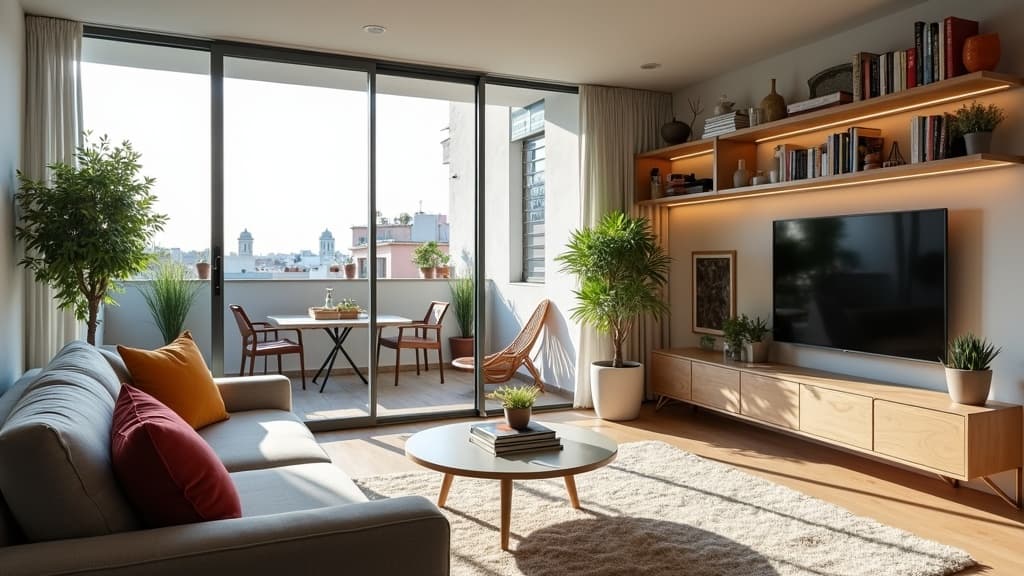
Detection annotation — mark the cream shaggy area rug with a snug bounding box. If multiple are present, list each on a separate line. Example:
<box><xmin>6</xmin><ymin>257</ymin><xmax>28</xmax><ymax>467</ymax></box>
<box><xmin>355</xmin><ymin>441</ymin><xmax>974</xmax><ymax>576</ymax></box>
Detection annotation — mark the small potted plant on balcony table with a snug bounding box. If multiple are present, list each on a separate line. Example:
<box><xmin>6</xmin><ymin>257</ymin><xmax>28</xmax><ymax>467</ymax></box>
<box><xmin>412</xmin><ymin>241</ymin><xmax>443</xmax><ymax>279</ymax></box>
<box><xmin>952</xmin><ymin>101</ymin><xmax>1006</xmax><ymax>155</ymax></box>
<box><xmin>487</xmin><ymin>384</ymin><xmax>541</xmax><ymax>430</ymax></box>
<box><xmin>943</xmin><ymin>333</ymin><xmax>1000</xmax><ymax>405</ymax></box>
<box><xmin>557</xmin><ymin>211</ymin><xmax>671</xmax><ymax>421</ymax></box>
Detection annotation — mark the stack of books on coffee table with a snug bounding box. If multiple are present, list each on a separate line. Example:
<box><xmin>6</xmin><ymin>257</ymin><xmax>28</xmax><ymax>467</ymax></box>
<box><xmin>468</xmin><ymin>421</ymin><xmax>563</xmax><ymax>456</ymax></box>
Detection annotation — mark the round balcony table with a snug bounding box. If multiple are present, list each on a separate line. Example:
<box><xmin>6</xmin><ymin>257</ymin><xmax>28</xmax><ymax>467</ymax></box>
<box><xmin>405</xmin><ymin>421</ymin><xmax>617</xmax><ymax>550</ymax></box>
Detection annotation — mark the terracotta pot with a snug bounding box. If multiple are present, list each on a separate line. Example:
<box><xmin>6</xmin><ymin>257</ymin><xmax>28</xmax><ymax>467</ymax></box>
<box><xmin>504</xmin><ymin>407</ymin><xmax>532</xmax><ymax>430</ymax></box>
<box><xmin>195</xmin><ymin>262</ymin><xmax>210</xmax><ymax>280</ymax></box>
<box><xmin>344</xmin><ymin>263</ymin><xmax>357</xmax><ymax>279</ymax></box>
<box><xmin>449</xmin><ymin>336</ymin><xmax>474</xmax><ymax>363</ymax></box>
<box><xmin>420</xmin><ymin>266</ymin><xmax>435</xmax><ymax>279</ymax></box>
<box><xmin>436</xmin><ymin>266</ymin><xmax>450</xmax><ymax>279</ymax></box>
<box><xmin>963</xmin><ymin>33</ymin><xmax>1000</xmax><ymax>73</ymax></box>
<box><xmin>329</xmin><ymin>265</ymin><xmax>340</xmax><ymax>273</ymax></box>
<box><xmin>945</xmin><ymin>367</ymin><xmax>992</xmax><ymax>405</ymax></box>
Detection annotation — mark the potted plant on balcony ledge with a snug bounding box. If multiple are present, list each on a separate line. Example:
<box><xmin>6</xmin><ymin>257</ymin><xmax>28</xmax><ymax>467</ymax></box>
<box><xmin>557</xmin><ymin>211</ymin><xmax>671</xmax><ymax>421</ymax></box>
<box><xmin>140</xmin><ymin>256</ymin><xmax>203</xmax><ymax>345</ymax></box>
<box><xmin>412</xmin><ymin>241</ymin><xmax>443</xmax><ymax>279</ymax></box>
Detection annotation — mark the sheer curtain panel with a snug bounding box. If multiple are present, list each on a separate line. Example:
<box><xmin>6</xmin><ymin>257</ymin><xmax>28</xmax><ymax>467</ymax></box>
<box><xmin>22</xmin><ymin>15</ymin><xmax>84</xmax><ymax>367</ymax></box>
<box><xmin>573</xmin><ymin>85</ymin><xmax>671</xmax><ymax>408</ymax></box>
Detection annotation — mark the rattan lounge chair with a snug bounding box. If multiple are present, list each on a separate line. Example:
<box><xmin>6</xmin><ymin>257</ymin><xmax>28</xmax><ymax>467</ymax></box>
<box><xmin>452</xmin><ymin>299</ymin><xmax>549</xmax><ymax>391</ymax></box>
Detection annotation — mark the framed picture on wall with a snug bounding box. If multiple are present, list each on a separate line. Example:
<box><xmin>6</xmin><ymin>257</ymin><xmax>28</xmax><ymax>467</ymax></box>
<box><xmin>692</xmin><ymin>250</ymin><xmax>736</xmax><ymax>335</ymax></box>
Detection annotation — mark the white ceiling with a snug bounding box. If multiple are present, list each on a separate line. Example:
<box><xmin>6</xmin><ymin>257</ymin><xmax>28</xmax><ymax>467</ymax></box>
<box><xmin>21</xmin><ymin>0</ymin><xmax>923</xmax><ymax>92</ymax></box>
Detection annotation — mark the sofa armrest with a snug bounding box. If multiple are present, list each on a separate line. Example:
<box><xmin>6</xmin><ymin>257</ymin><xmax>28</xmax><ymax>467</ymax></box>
<box><xmin>0</xmin><ymin>496</ymin><xmax>449</xmax><ymax>576</ymax></box>
<box><xmin>214</xmin><ymin>374</ymin><xmax>292</xmax><ymax>412</ymax></box>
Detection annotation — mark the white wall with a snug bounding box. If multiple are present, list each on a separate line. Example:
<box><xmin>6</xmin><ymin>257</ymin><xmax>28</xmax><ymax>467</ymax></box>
<box><xmin>0</xmin><ymin>0</ymin><xmax>24</xmax><ymax>391</ymax></box>
<box><xmin>670</xmin><ymin>0</ymin><xmax>1024</xmax><ymax>493</ymax></box>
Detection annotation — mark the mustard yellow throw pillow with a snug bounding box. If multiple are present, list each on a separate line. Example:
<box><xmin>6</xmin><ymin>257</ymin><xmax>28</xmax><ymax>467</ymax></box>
<box><xmin>118</xmin><ymin>331</ymin><xmax>228</xmax><ymax>429</ymax></box>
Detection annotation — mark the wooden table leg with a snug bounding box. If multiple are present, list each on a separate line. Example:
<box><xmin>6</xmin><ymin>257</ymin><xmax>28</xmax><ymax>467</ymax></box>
<box><xmin>437</xmin><ymin>473</ymin><xmax>454</xmax><ymax>508</ymax></box>
<box><xmin>564</xmin><ymin>475</ymin><xmax>580</xmax><ymax>509</ymax></box>
<box><xmin>500</xmin><ymin>479</ymin><xmax>512</xmax><ymax>551</ymax></box>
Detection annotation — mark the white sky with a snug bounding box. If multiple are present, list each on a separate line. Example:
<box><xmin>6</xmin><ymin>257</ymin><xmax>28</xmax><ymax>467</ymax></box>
<box><xmin>81</xmin><ymin>62</ymin><xmax>455</xmax><ymax>254</ymax></box>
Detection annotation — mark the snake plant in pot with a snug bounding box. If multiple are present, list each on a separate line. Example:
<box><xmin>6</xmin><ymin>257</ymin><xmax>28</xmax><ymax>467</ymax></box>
<box><xmin>943</xmin><ymin>333</ymin><xmax>1000</xmax><ymax>405</ymax></box>
<box><xmin>557</xmin><ymin>211</ymin><xmax>671</xmax><ymax>420</ymax></box>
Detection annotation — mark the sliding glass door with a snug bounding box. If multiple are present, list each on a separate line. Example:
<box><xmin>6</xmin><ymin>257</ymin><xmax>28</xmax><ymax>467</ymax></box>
<box><xmin>221</xmin><ymin>54</ymin><xmax>373</xmax><ymax>425</ymax></box>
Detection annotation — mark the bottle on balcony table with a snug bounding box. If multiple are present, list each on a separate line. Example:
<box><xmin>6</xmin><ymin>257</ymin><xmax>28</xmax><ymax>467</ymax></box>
<box><xmin>324</xmin><ymin>287</ymin><xmax>333</xmax><ymax>308</ymax></box>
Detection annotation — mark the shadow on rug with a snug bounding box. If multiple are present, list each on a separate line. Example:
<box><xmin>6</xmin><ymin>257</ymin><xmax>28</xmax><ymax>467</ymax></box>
<box><xmin>354</xmin><ymin>440</ymin><xmax>974</xmax><ymax>576</ymax></box>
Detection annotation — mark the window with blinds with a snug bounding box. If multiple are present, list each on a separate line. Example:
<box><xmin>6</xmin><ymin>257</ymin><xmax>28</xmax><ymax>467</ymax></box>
<box><xmin>522</xmin><ymin>134</ymin><xmax>545</xmax><ymax>283</ymax></box>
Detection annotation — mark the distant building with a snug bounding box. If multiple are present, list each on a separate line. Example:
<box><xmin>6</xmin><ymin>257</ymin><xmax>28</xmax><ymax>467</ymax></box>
<box><xmin>349</xmin><ymin>213</ymin><xmax>450</xmax><ymax>278</ymax></box>
<box><xmin>319</xmin><ymin>229</ymin><xmax>335</xmax><ymax>266</ymax></box>
<box><xmin>225</xmin><ymin>228</ymin><xmax>257</xmax><ymax>275</ymax></box>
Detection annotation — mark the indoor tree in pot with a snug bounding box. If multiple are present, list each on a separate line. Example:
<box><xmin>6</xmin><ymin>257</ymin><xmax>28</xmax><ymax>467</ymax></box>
<box><xmin>16</xmin><ymin>134</ymin><xmax>166</xmax><ymax>345</ymax></box>
<box><xmin>952</xmin><ymin>101</ymin><xmax>1006</xmax><ymax>155</ymax></box>
<box><xmin>448</xmin><ymin>274</ymin><xmax>474</xmax><ymax>360</ymax></box>
<box><xmin>557</xmin><ymin>211</ymin><xmax>671</xmax><ymax>421</ymax></box>
<box><xmin>943</xmin><ymin>333</ymin><xmax>1000</xmax><ymax>405</ymax></box>
<box><xmin>139</xmin><ymin>256</ymin><xmax>203</xmax><ymax>345</ymax></box>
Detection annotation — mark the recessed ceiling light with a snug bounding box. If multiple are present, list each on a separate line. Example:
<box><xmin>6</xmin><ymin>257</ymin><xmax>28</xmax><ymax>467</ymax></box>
<box><xmin>640</xmin><ymin>62</ymin><xmax>661</xmax><ymax>70</ymax></box>
<box><xmin>362</xmin><ymin>24</ymin><xmax>387</xmax><ymax>35</ymax></box>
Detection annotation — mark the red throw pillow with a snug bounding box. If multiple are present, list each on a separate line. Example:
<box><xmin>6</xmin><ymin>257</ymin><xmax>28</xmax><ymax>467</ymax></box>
<box><xmin>111</xmin><ymin>384</ymin><xmax>241</xmax><ymax>527</ymax></box>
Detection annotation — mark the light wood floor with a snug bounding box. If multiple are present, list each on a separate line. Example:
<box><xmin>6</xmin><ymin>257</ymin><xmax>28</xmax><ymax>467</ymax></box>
<box><xmin>284</xmin><ymin>368</ymin><xmax>573</xmax><ymax>421</ymax></box>
<box><xmin>315</xmin><ymin>402</ymin><xmax>1024</xmax><ymax>575</ymax></box>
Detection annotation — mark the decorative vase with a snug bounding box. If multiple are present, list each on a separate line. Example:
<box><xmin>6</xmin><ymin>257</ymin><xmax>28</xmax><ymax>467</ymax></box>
<box><xmin>945</xmin><ymin>367</ymin><xmax>992</xmax><ymax>405</ymax></box>
<box><xmin>733</xmin><ymin>159</ymin><xmax>750</xmax><ymax>188</ymax></box>
<box><xmin>963</xmin><ymin>33</ymin><xmax>1000</xmax><ymax>73</ymax></box>
<box><xmin>420</xmin><ymin>266</ymin><xmax>435</xmax><ymax>279</ymax></box>
<box><xmin>504</xmin><ymin>406</ymin><xmax>532</xmax><ymax>430</ymax></box>
<box><xmin>760</xmin><ymin>79</ymin><xmax>787</xmax><ymax>122</ymax></box>
<box><xmin>661</xmin><ymin>118</ymin><xmax>691</xmax><ymax>145</ymax></box>
<box><xmin>195</xmin><ymin>262</ymin><xmax>210</xmax><ymax>280</ymax></box>
<box><xmin>344</xmin><ymin>263</ymin><xmax>357</xmax><ymax>279</ymax></box>
<box><xmin>963</xmin><ymin>132</ymin><xmax>992</xmax><ymax>155</ymax></box>
<box><xmin>724</xmin><ymin>344</ymin><xmax>742</xmax><ymax>362</ymax></box>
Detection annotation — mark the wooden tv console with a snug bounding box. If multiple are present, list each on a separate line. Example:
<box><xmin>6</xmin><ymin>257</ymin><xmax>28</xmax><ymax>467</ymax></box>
<box><xmin>651</xmin><ymin>348</ymin><xmax>1023</xmax><ymax>509</ymax></box>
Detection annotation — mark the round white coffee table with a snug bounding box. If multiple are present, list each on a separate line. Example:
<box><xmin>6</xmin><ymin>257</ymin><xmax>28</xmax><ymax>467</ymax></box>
<box><xmin>405</xmin><ymin>421</ymin><xmax>617</xmax><ymax>550</ymax></box>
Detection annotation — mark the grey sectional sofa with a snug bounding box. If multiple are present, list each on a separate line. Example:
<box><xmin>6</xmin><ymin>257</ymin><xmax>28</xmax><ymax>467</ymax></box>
<box><xmin>0</xmin><ymin>342</ymin><xmax>449</xmax><ymax>575</ymax></box>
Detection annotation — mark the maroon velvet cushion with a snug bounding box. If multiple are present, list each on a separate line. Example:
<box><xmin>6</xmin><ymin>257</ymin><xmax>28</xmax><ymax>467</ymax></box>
<box><xmin>111</xmin><ymin>384</ymin><xmax>241</xmax><ymax>527</ymax></box>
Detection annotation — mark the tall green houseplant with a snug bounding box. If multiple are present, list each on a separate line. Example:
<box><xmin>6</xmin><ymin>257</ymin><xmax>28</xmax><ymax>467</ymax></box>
<box><xmin>449</xmin><ymin>275</ymin><xmax>474</xmax><ymax>338</ymax></box>
<box><xmin>16</xmin><ymin>134</ymin><xmax>166</xmax><ymax>345</ymax></box>
<box><xmin>557</xmin><ymin>211</ymin><xmax>671</xmax><ymax>367</ymax></box>
<box><xmin>140</xmin><ymin>257</ymin><xmax>203</xmax><ymax>345</ymax></box>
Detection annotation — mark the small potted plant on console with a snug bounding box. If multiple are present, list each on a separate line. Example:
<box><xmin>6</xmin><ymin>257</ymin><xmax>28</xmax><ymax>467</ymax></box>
<box><xmin>742</xmin><ymin>314</ymin><xmax>771</xmax><ymax>363</ymax></box>
<box><xmin>943</xmin><ymin>332</ymin><xmax>1000</xmax><ymax>405</ymax></box>
<box><xmin>487</xmin><ymin>384</ymin><xmax>541</xmax><ymax>430</ymax></box>
<box><xmin>722</xmin><ymin>316</ymin><xmax>746</xmax><ymax>362</ymax></box>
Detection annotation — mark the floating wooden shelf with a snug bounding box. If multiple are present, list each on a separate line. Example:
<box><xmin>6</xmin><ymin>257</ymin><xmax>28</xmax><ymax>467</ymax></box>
<box><xmin>637</xmin><ymin>138</ymin><xmax>715</xmax><ymax>160</ymax></box>
<box><xmin>639</xmin><ymin>154</ymin><xmax>1024</xmax><ymax>207</ymax></box>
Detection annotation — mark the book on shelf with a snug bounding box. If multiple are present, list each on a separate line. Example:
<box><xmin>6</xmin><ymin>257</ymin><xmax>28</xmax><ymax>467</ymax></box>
<box><xmin>914</xmin><ymin>21</ymin><xmax>925</xmax><ymax>87</ymax></box>
<box><xmin>848</xmin><ymin>127</ymin><xmax>884</xmax><ymax>173</ymax></box>
<box><xmin>910</xmin><ymin>114</ymin><xmax>952</xmax><ymax>164</ymax></box>
<box><xmin>468</xmin><ymin>433</ymin><xmax>563</xmax><ymax>456</ymax></box>
<box><xmin>852</xmin><ymin>52</ymin><xmax>877</xmax><ymax>101</ymax></box>
<box><xmin>469</xmin><ymin>421</ymin><xmax>556</xmax><ymax>444</ymax></box>
<box><xmin>945</xmin><ymin>17</ymin><xmax>979</xmax><ymax>78</ymax></box>
<box><xmin>787</xmin><ymin>91</ymin><xmax>853</xmax><ymax>115</ymax></box>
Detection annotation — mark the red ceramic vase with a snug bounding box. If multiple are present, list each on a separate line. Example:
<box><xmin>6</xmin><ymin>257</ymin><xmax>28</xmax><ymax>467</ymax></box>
<box><xmin>963</xmin><ymin>33</ymin><xmax>1000</xmax><ymax>73</ymax></box>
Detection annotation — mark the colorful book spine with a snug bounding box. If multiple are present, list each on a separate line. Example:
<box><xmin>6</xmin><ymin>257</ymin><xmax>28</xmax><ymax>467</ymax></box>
<box><xmin>914</xmin><ymin>21</ymin><xmax>925</xmax><ymax>87</ymax></box>
<box><xmin>944</xmin><ymin>17</ymin><xmax>979</xmax><ymax>78</ymax></box>
<box><xmin>907</xmin><ymin>47</ymin><xmax>917</xmax><ymax>89</ymax></box>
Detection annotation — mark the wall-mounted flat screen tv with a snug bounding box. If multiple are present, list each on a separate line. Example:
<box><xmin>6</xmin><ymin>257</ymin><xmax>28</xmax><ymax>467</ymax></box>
<box><xmin>773</xmin><ymin>208</ymin><xmax>947</xmax><ymax>362</ymax></box>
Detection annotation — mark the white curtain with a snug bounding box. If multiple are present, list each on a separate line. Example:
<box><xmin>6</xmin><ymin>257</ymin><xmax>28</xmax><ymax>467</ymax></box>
<box><xmin>573</xmin><ymin>85</ymin><xmax>672</xmax><ymax>408</ymax></box>
<box><xmin>22</xmin><ymin>15</ymin><xmax>84</xmax><ymax>367</ymax></box>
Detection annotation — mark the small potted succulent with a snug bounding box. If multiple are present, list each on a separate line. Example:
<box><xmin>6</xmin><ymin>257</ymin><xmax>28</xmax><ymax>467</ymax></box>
<box><xmin>951</xmin><ymin>101</ymin><xmax>1006</xmax><ymax>155</ymax></box>
<box><xmin>943</xmin><ymin>333</ymin><xmax>1000</xmax><ymax>405</ymax></box>
<box><xmin>742</xmin><ymin>314</ymin><xmax>771</xmax><ymax>363</ymax></box>
<box><xmin>487</xmin><ymin>384</ymin><xmax>541</xmax><ymax>430</ymax></box>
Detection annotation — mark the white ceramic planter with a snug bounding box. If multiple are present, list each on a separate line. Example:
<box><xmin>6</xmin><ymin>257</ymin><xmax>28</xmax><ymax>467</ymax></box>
<box><xmin>591</xmin><ymin>361</ymin><xmax>644</xmax><ymax>421</ymax></box>
<box><xmin>945</xmin><ymin>367</ymin><xmax>992</xmax><ymax>405</ymax></box>
<box><xmin>744</xmin><ymin>341</ymin><xmax>770</xmax><ymax>364</ymax></box>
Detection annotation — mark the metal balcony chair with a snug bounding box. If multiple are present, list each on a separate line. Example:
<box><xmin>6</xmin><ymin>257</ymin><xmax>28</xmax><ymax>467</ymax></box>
<box><xmin>230</xmin><ymin>304</ymin><xmax>306</xmax><ymax>390</ymax></box>
<box><xmin>452</xmin><ymin>299</ymin><xmax>549</xmax><ymax>391</ymax></box>
<box><xmin>376</xmin><ymin>301</ymin><xmax>450</xmax><ymax>386</ymax></box>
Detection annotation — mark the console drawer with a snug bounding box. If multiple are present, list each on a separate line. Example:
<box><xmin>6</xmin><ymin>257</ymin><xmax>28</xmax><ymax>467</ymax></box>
<box><xmin>874</xmin><ymin>400</ymin><xmax>965</xmax><ymax>475</ymax></box>
<box><xmin>692</xmin><ymin>362</ymin><xmax>740</xmax><ymax>413</ymax></box>
<box><xmin>799</xmin><ymin>385</ymin><xmax>872</xmax><ymax>449</ymax></box>
<box><xmin>740</xmin><ymin>373</ymin><xmax>799</xmax><ymax>429</ymax></box>
<box><xmin>651</xmin><ymin>353</ymin><xmax>691</xmax><ymax>401</ymax></box>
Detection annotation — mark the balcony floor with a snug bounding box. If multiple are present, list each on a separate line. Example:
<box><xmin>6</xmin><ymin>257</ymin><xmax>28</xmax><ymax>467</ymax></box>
<box><xmin>269</xmin><ymin>367</ymin><xmax>573</xmax><ymax>421</ymax></box>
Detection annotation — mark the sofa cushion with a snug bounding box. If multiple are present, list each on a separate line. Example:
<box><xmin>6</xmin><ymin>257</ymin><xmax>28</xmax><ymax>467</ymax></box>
<box><xmin>111</xmin><ymin>385</ymin><xmax>242</xmax><ymax>527</ymax></box>
<box><xmin>0</xmin><ymin>346</ymin><xmax>139</xmax><ymax>542</ymax></box>
<box><xmin>118</xmin><ymin>331</ymin><xmax>228</xmax><ymax>430</ymax></box>
<box><xmin>198</xmin><ymin>409</ymin><xmax>330</xmax><ymax>472</ymax></box>
<box><xmin>231</xmin><ymin>462</ymin><xmax>367</xmax><ymax>517</ymax></box>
